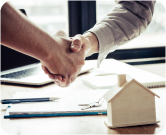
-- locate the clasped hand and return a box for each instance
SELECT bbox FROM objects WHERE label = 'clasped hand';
[41,30,91,87]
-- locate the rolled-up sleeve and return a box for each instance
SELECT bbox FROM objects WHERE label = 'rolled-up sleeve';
[87,1,156,68]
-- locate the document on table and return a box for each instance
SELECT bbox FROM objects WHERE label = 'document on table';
[82,62,166,89]
[5,89,109,118]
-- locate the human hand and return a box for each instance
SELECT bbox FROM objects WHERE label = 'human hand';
[70,34,91,56]
[70,32,99,57]
[41,30,86,87]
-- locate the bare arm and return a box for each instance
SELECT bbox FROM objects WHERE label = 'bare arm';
[1,2,57,61]
[1,2,85,87]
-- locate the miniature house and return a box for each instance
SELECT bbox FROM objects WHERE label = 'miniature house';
[103,74,160,128]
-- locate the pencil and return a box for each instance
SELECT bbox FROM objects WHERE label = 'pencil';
[1,97,60,104]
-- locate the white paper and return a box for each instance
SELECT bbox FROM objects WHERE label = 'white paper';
[8,89,109,115]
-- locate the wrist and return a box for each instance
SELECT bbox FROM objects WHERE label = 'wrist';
[37,35,59,63]
[83,32,99,56]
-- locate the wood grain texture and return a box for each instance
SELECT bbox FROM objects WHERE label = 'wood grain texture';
[118,74,126,87]
[104,74,160,128]
[1,59,165,134]
[111,81,157,127]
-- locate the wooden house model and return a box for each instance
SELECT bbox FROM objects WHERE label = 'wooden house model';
[103,74,160,128]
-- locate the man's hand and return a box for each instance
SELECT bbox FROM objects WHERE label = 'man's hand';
[70,34,91,56]
[41,30,86,87]
[42,31,99,87]
[1,3,86,87]
[70,32,99,57]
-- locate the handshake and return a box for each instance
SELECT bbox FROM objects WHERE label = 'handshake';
[1,2,98,88]
[41,30,98,87]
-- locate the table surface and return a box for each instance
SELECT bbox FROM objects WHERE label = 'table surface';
[1,59,165,134]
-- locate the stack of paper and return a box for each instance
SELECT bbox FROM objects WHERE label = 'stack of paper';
[5,89,108,118]
[82,60,166,89]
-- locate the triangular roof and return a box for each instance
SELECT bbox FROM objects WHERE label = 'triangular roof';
[103,75,160,102]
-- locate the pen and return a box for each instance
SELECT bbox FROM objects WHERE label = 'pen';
[1,97,60,104]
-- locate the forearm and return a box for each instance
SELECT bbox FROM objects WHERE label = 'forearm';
[86,1,156,67]
[1,2,56,61]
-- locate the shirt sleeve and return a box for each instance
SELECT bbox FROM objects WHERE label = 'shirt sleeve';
[87,0,156,68]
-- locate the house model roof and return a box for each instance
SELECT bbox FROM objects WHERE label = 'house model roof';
[103,74,160,102]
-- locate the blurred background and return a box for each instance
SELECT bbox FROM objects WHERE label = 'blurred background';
[10,0,165,49]
[10,0,68,34]
[97,0,165,49]
[9,0,165,64]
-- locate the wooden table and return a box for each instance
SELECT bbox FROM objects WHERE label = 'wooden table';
[1,59,165,134]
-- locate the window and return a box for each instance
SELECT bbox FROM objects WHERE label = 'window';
[77,0,165,65]
[9,0,165,65]
[96,0,165,49]
[10,0,68,35]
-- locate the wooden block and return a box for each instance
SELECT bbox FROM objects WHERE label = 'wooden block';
[103,74,160,128]
[104,118,160,128]
[118,74,126,87]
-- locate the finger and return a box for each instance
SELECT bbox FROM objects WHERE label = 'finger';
[55,76,66,86]
[54,80,66,87]
[41,64,66,83]
[61,77,66,84]
[58,77,66,87]
[48,74,63,87]
[52,75,67,87]
[63,77,71,87]
[52,30,67,38]
[48,73,54,80]
[41,65,49,74]
[54,81,60,86]
[53,75,62,82]
[71,44,81,52]
[71,35,83,52]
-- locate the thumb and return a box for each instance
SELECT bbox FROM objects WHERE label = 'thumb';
[70,35,83,52]
[71,44,81,52]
